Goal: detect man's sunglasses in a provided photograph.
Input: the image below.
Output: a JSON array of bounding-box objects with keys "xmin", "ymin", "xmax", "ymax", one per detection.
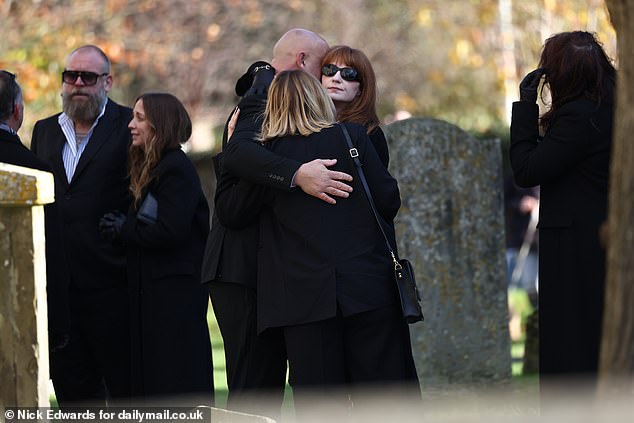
[
  {"xmin": 321, "ymin": 64, "xmax": 360, "ymax": 82},
  {"xmin": 62, "ymin": 70, "xmax": 109, "ymax": 86}
]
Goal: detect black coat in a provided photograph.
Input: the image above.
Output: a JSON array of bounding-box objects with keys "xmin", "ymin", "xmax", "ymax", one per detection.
[
  {"xmin": 255, "ymin": 123, "xmax": 401, "ymax": 332},
  {"xmin": 31, "ymin": 99, "xmax": 132, "ymax": 290},
  {"xmin": 0, "ymin": 129, "xmax": 70, "ymax": 342},
  {"xmin": 510, "ymin": 98, "xmax": 613, "ymax": 374},
  {"xmin": 201, "ymin": 94, "xmax": 289, "ymax": 287},
  {"xmin": 119, "ymin": 148, "xmax": 213, "ymax": 398},
  {"xmin": 368, "ymin": 126, "xmax": 389, "ymax": 168}
]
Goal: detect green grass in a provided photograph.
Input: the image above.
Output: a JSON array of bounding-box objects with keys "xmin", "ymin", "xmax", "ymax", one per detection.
[
  {"xmin": 51, "ymin": 293, "xmax": 536, "ymax": 408},
  {"xmin": 207, "ymin": 303, "xmax": 228, "ymax": 407}
]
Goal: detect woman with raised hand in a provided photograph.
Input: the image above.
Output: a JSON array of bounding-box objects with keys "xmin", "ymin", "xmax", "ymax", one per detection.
[{"xmin": 510, "ymin": 31, "xmax": 615, "ymax": 398}]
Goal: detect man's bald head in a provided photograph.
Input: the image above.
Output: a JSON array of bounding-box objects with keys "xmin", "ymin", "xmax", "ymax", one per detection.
[{"xmin": 271, "ymin": 28, "xmax": 329, "ymax": 80}]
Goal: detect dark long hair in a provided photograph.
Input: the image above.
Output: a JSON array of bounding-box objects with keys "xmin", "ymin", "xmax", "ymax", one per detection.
[
  {"xmin": 539, "ymin": 31, "xmax": 616, "ymax": 128},
  {"xmin": 129, "ymin": 92, "xmax": 192, "ymax": 207},
  {"xmin": 321, "ymin": 45, "xmax": 380, "ymax": 134}
]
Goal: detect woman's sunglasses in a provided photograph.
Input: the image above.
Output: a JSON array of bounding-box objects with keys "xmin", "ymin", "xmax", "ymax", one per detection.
[
  {"xmin": 62, "ymin": 70, "xmax": 109, "ymax": 86},
  {"xmin": 321, "ymin": 64, "xmax": 360, "ymax": 82}
]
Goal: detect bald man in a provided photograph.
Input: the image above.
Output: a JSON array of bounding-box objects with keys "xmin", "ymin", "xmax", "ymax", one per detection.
[
  {"xmin": 31, "ymin": 45, "xmax": 133, "ymax": 406},
  {"xmin": 202, "ymin": 29, "xmax": 353, "ymax": 417}
]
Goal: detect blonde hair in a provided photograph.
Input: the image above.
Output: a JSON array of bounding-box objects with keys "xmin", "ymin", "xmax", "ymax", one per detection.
[{"xmin": 259, "ymin": 70, "xmax": 336, "ymax": 141}]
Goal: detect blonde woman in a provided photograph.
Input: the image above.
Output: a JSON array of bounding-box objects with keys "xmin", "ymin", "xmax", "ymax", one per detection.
[{"xmin": 252, "ymin": 70, "xmax": 419, "ymax": 411}]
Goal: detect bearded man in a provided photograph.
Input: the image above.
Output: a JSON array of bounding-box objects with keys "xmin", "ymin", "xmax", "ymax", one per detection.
[{"xmin": 31, "ymin": 45, "xmax": 133, "ymax": 407}]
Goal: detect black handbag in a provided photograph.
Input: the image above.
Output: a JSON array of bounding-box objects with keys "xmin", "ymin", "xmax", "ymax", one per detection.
[
  {"xmin": 339, "ymin": 124, "xmax": 424, "ymax": 324},
  {"xmin": 137, "ymin": 192, "xmax": 158, "ymax": 224}
]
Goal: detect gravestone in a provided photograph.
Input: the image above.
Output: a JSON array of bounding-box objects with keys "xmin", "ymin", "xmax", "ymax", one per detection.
[{"xmin": 384, "ymin": 118, "xmax": 511, "ymax": 388}]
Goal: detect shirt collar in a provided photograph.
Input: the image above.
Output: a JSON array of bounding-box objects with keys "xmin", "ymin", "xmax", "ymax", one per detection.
[{"xmin": 0, "ymin": 121, "xmax": 17, "ymax": 135}]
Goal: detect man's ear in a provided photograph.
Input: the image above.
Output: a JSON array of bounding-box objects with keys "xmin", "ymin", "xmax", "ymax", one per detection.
[
  {"xmin": 104, "ymin": 74, "xmax": 114, "ymax": 92},
  {"xmin": 296, "ymin": 52, "xmax": 306, "ymax": 68}
]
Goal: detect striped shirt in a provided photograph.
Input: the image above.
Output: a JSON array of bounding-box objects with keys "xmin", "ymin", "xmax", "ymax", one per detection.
[{"xmin": 59, "ymin": 99, "xmax": 108, "ymax": 182}]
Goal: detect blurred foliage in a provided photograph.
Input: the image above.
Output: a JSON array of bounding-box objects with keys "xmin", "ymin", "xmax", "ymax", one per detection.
[{"xmin": 0, "ymin": 0, "xmax": 615, "ymax": 150}]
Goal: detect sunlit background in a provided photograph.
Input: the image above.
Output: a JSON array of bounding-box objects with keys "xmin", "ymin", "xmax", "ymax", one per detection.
[{"xmin": 0, "ymin": 0, "xmax": 615, "ymax": 152}]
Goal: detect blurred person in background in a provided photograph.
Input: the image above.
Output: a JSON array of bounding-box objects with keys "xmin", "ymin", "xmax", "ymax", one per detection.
[{"xmin": 504, "ymin": 173, "xmax": 539, "ymax": 303}]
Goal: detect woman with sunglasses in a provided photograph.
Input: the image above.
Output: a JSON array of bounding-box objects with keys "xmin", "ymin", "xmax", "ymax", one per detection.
[
  {"xmin": 321, "ymin": 45, "xmax": 389, "ymax": 168},
  {"xmin": 99, "ymin": 93, "xmax": 213, "ymax": 405},
  {"xmin": 254, "ymin": 70, "xmax": 419, "ymax": 416}
]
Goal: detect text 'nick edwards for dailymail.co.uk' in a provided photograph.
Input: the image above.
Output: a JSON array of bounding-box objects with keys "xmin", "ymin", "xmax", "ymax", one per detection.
[{"xmin": 4, "ymin": 407, "xmax": 207, "ymax": 422}]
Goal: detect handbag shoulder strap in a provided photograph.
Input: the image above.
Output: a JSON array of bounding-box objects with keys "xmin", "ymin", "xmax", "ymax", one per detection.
[{"xmin": 339, "ymin": 124, "xmax": 400, "ymax": 266}]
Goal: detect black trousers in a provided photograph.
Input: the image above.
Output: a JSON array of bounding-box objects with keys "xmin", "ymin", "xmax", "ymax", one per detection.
[
  {"xmin": 283, "ymin": 304, "xmax": 421, "ymax": 416},
  {"xmin": 51, "ymin": 285, "xmax": 131, "ymax": 407},
  {"xmin": 208, "ymin": 282, "xmax": 287, "ymax": 415}
]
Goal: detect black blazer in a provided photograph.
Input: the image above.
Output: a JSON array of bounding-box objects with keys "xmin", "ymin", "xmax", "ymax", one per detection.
[
  {"xmin": 222, "ymin": 95, "xmax": 302, "ymax": 189},
  {"xmin": 200, "ymin": 151, "xmax": 268, "ymax": 287},
  {"xmin": 1, "ymin": 129, "xmax": 70, "ymax": 338},
  {"xmin": 253, "ymin": 123, "xmax": 401, "ymax": 332},
  {"xmin": 510, "ymin": 98, "xmax": 613, "ymax": 372},
  {"xmin": 201, "ymin": 95, "xmax": 276, "ymax": 288},
  {"xmin": 31, "ymin": 99, "xmax": 132, "ymax": 290},
  {"xmin": 369, "ymin": 126, "xmax": 389, "ymax": 168}
]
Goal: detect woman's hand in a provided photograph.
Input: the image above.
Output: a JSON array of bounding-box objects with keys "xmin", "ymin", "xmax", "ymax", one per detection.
[{"xmin": 519, "ymin": 68, "xmax": 545, "ymax": 103}]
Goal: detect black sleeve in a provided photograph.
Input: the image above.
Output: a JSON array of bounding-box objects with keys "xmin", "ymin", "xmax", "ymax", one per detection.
[
  {"xmin": 510, "ymin": 101, "xmax": 592, "ymax": 187},
  {"xmin": 368, "ymin": 126, "xmax": 390, "ymax": 168},
  {"xmin": 213, "ymin": 152, "xmax": 271, "ymax": 229},
  {"xmin": 222, "ymin": 96, "xmax": 301, "ymax": 190}
]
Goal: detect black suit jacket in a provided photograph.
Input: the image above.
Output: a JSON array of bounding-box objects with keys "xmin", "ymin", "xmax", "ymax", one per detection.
[
  {"xmin": 510, "ymin": 98, "xmax": 613, "ymax": 373},
  {"xmin": 222, "ymin": 96, "xmax": 302, "ymax": 189},
  {"xmin": 0, "ymin": 129, "xmax": 70, "ymax": 338},
  {"xmin": 201, "ymin": 95, "xmax": 279, "ymax": 288},
  {"xmin": 235, "ymin": 123, "xmax": 401, "ymax": 332},
  {"xmin": 31, "ymin": 99, "xmax": 132, "ymax": 291}
]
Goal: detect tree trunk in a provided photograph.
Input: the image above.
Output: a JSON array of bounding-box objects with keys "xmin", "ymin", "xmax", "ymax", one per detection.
[{"xmin": 599, "ymin": 0, "xmax": 634, "ymax": 393}]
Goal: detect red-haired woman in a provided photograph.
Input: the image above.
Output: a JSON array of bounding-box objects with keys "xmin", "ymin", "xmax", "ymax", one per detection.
[{"xmin": 321, "ymin": 45, "xmax": 390, "ymax": 168}]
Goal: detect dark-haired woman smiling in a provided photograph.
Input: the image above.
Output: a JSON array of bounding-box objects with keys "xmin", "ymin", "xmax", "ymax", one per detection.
[
  {"xmin": 510, "ymin": 31, "xmax": 615, "ymax": 393},
  {"xmin": 100, "ymin": 93, "xmax": 213, "ymax": 404}
]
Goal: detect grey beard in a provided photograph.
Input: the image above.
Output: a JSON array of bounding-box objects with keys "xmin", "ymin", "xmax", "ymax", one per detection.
[{"xmin": 62, "ymin": 90, "xmax": 107, "ymax": 123}]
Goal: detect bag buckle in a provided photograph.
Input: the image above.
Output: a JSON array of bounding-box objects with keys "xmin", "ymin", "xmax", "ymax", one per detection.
[{"xmin": 349, "ymin": 148, "xmax": 359, "ymax": 158}]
